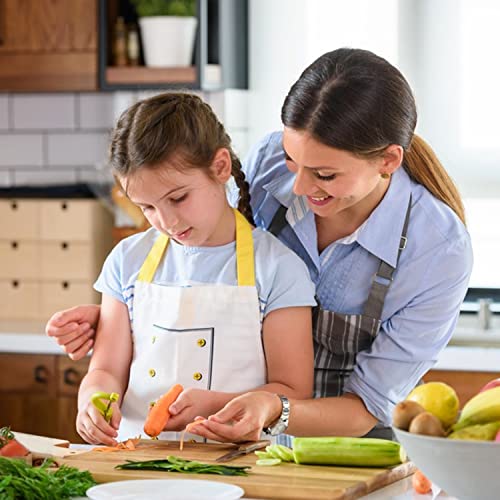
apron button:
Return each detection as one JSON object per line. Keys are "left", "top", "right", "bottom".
{"left": 197, "top": 339, "right": 206, "bottom": 347}
{"left": 148, "top": 369, "right": 156, "bottom": 377}
{"left": 193, "top": 372, "right": 203, "bottom": 381}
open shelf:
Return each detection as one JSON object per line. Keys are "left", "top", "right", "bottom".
{"left": 98, "top": 0, "right": 247, "bottom": 90}
{"left": 106, "top": 66, "right": 197, "bottom": 85}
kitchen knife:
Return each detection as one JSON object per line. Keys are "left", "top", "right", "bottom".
{"left": 215, "top": 439, "right": 270, "bottom": 463}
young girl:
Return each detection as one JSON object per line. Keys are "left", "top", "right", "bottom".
{"left": 77, "top": 92, "right": 316, "bottom": 445}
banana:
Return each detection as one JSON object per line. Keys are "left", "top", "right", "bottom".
{"left": 448, "top": 421, "right": 500, "bottom": 441}
{"left": 453, "top": 386, "right": 500, "bottom": 431}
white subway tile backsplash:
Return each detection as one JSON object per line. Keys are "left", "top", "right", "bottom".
{"left": 0, "top": 134, "right": 44, "bottom": 167}
{"left": 79, "top": 93, "right": 115, "bottom": 129}
{"left": 0, "top": 95, "right": 9, "bottom": 130}
{"left": 222, "top": 90, "right": 248, "bottom": 129}
{"left": 14, "top": 169, "right": 78, "bottom": 185}
{"left": 0, "top": 90, "right": 248, "bottom": 188}
{"left": 47, "top": 132, "right": 109, "bottom": 167}
{"left": 12, "top": 94, "right": 76, "bottom": 130}
{"left": 112, "top": 92, "right": 139, "bottom": 123}
{"left": 228, "top": 129, "right": 249, "bottom": 158}
{"left": 207, "top": 91, "right": 225, "bottom": 122}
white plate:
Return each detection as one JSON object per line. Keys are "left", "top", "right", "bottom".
{"left": 86, "top": 479, "right": 245, "bottom": 500}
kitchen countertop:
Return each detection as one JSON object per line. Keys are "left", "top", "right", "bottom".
{"left": 68, "top": 444, "right": 455, "bottom": 500}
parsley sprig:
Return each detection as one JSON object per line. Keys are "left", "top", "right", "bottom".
{"left": 0, "top": 457, "right": 96, "bottom": 499}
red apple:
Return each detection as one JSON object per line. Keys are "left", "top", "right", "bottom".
{"left": 479, "top": 378, "right": 500, "bottom": 393}
{"left": 496, "top": 430, "right": 500, "bottom": 442}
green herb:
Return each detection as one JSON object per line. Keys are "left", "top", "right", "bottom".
{"left": 131, "top": 0, "right": 196, "bottom": 17}
{"left": 0, "top": 457, "right": 96, "bottom": 499}
{"left": 116, "top": 455, "right": 250, "bottom": 476}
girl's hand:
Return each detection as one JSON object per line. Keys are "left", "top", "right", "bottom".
{"left": 165, "top": 388, "right": 222, "bottom": 431}
{"left": 190, "top": 391, "right": 282, "bottom": 443}
{"left": 45, "top": 304, "right": 100, "bottom": 360}
{"left": 76, "top": 400, "right": 121, "bottom": 446}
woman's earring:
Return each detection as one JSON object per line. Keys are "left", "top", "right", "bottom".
{"left": 380, "top": 173, "right": 390, "bottom": 179}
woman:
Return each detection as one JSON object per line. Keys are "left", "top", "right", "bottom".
{"left": 46, "top": 48, "right": 473, "bottom": 440}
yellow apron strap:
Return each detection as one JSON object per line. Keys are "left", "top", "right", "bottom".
{"left": 137, "top": 233, "right": 170, "bottom": 283}
{"left": 234, "top": 209, "right": 255, "bottom": 287}
{"left": 137, "top": 211, "right": 254, "bottom": 286}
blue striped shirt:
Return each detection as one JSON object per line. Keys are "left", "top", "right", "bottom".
{"left": 241, "top": 131, "right": 473, "bottom": 425}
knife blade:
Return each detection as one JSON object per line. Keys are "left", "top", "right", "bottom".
{"left": 215, "top": 439, "right": 270, "bottom": 463}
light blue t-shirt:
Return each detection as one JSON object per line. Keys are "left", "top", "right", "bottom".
{"left": 242, "top": 131, "right": 474, "bottom": 426}
{"left": 94, "top": 226, "right": 316, "bottom": 324}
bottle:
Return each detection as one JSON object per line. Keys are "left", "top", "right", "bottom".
{"left": 127, "top": 24, "right": 140, "bottom": 66}
{"left": 113, "top": 16, "right": 127, "bottom": 67}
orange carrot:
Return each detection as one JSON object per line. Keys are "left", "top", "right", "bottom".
{"left": 144, "top": 383, "right": 184, "bottom": 438}
{"left": 179, "top": 416, "right": 205, "bottom": 451}
{"left": 92, "top": 437, "right": 140, "bottom": 452}
{"left": 412, "top": 469, "right": 432, "bottom": 494}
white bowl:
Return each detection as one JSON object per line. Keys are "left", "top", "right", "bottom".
{"left": 393, "top": 427, "right": 500, "bottom": 500}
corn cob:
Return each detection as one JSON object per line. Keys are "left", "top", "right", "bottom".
{"left": 292, "top": 437, "right": 405, "bottom": 467}
{"left": 453, "top": 386, "right": 500, "bottom": 431}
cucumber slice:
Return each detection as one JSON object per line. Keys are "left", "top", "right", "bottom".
{"left": 256, "top": 458, "right": 282, "bottom": 466}
{"left": 254, "top": 451, "right": 271, "bottom": 459}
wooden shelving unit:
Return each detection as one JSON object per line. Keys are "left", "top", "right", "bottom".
{"left": 106, "top": 66, "right": 197, "bottom": 85}
{"left": 99, "top": 0, "right": 247, "bottom": 91}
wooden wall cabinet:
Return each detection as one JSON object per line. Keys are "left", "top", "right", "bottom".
{"left": 0, "top": 353, "right": 89, "bottom": 443}
{"left": 0, "top": 0, "right": 98, "bottom": 91}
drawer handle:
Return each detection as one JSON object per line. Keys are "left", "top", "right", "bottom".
{"left": 34, "top": 365, "right": 49, "bottom": 384}
{"left": 11, "top": 241, "right": 18, "bottom": 249}
{"left": 62, "top": 281, "right": 70, "bottom": 289}
{"left": 11, "top": 280, "right": 19, "bottom": 288}
{"left": 10, "top": 201, "right": 18, "bottom": 210}
{"left": 61, "top": 202, "right": 68, "bottom": 210}
{"left": 63, "top": 367, "right": 80, "bottom": 386}
{"left": 61, "top": 242, "right": 69, "bottom": 250}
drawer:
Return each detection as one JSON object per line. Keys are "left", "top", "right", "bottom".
{"left": 57, "top": 356, "right": 90, "bottom": 397}
{"left": 40, "top": 200, "right": 113, "bottom": 242}
{"left": 39, "top": 281, "right": 99, "bottom": 320}
{"left": 0, "top": 353, "right": 57, "bottom": 396}
{"left": 0, "top": 241, "right": 40, "bottom": 279}
{"left": 40, "top": 241, "right": 99, "bottom": 281}
{"left": 0, "top": 199, "right": 39, "bottom": 240}
{"left": 0, "top": 280, "right": 40, "bottom": 320}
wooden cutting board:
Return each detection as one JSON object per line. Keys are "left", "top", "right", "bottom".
{"left": 60, "top": 439, "right": 415, "bottom": 499}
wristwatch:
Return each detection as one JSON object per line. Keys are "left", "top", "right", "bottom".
{"left": 264, "top": 394, "right": 290, "bottom": 436}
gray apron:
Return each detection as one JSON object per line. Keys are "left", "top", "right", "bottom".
{"left": 268, "top": 197, "right": 412, "bottom": 440}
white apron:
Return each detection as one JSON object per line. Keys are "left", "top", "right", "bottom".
{"left": 118, "top": 209, "right": 267, "bottom": 440}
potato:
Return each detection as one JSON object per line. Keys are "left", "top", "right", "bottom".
{"left": 392, "top": 400, "right": 426, "bottom": 430}
{"left": 408, "top": 411, "right": 446, "bottom": 437}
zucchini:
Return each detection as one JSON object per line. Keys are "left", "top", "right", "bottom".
{"left": 292, "top": 437, "right": 406, "bottom": 467}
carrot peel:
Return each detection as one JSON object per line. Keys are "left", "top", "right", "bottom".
{"left": 144, "top": 384, "right": 184, "bottom": 438}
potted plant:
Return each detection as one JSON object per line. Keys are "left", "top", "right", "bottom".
{"left": 131, "top": 0, "right": 197, "bottom": 67}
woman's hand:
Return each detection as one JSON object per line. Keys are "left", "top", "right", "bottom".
{"left": 76, "top": 399, "right": 121, "bottom": 446}
{"left": 190, "top": 391, "right": 283, "bottom": 443}
{"left": 45, "top": 304, "right": 100, "bottom": 360}
{"left": 164, "top": 388, "right": 225, "bottom": 432}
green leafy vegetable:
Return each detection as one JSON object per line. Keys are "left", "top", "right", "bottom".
{"left": 0, "top": 457, "right": 96, "bottom": 499}
{"left": 116, "top": 455, "right": 250, "bottom": 476}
